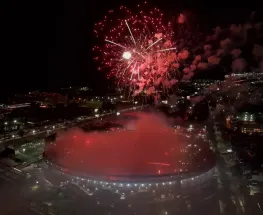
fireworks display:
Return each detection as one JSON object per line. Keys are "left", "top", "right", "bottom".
{"left": 93, "top": 3, "right": 263, "bottom": 106}
{"left": 93, "top": 2, "right": 179, "bottom": 97}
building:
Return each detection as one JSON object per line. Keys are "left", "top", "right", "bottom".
{"left": 227, "top": 111, "right": 263, "bottom": 134}
{"left": 43, "top": 112, "right": 216, "bottom": 204}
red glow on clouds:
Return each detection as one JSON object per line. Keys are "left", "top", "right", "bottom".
{"left": 45, "top": 112, "right": 196, "bottom": 177}
{"left": 44, "top": 112, "right": 215, "bottom": 178}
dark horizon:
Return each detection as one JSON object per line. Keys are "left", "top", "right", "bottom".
{"left": 2, "top": 1, "right": 261, "bottom": 98}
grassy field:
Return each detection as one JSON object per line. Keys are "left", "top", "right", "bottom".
{"left": 15, "top": 140, "right": 45, "bottom": 163}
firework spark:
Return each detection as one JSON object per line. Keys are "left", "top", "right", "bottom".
{"left": 93, "top": 3, "right": 179, "bottom": 97}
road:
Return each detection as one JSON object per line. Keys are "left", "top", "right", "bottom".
{"left": 208, "top": 106, "right": 263, "bottom": 215}
{"left": 0, "top": 106, "right": 144, "bottom": 148}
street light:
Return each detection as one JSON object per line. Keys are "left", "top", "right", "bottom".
{"left": 4, "top": 122, "right": 8, "bottom": 125}
{"left": 13, "top": 120, "right": 17, "bottom": 123}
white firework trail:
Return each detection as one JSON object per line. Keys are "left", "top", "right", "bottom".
{"left": 125, "top": 20, "right": 137, "bottom": 45}
{"left": 130, "top": 62, "right": 138, "bottom": 80}
{"left": 134, "top": 50, "right": 146, "bottom": 59}
{"left": 105, "top": 39, "right": 127, "bottom": 49}
{"left": 145, "top": 38, "right": 163, "bottom": 50}
{"left": 154, "top": 47, "right": 177, "bottom": 53}
{"left": 122, "top": 59, "right": 135, "bottom": 75}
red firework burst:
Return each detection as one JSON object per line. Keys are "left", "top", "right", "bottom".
{"left": 93, "top": 2, "right": 179, "bottom": 96}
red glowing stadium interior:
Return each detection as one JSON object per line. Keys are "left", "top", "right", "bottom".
{"left": 44, "top": 113, "right": 214, "bottom": 178}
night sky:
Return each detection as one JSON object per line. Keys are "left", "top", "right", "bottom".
{"left": 2, "top": 0, "right": 260, "bottom": 98}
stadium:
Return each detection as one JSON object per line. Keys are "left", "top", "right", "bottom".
{"left": 43, "top": 112, "right": 216, "bottom": 204}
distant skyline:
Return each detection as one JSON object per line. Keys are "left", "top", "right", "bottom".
{"left": 2, "top": 0, "right": 260, "bottom": 98}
